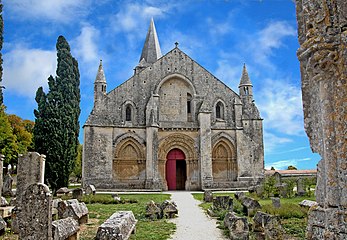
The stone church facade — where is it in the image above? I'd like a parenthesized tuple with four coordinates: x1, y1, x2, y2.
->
(82, 19, 264, 190)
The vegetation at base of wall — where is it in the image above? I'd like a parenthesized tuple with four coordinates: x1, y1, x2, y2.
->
(34, 35, 81, 194)
(261, 203, 307, 218)
(81, 194, 176, 240)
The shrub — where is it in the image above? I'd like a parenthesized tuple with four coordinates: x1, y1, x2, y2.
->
(262, 203, 307, 219)
(282, 179, 296, 198)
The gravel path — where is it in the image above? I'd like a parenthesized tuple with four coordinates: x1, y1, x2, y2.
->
(168, 191, 227, 240)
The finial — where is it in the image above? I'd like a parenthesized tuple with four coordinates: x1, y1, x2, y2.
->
(175, 42, 179, 48)
(99, 59, 103, 66)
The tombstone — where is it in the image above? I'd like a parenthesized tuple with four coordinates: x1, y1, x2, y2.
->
(85, 184, 96, 195)
(160, 200, 178, 218)
(203, 190, 213, 202)
(224, 212, 249, 240)
(0, 154, 4, 197)
(295, 0, 347, 238)
(95, 211, 137, 240)
(253, 211, 284, 240)
(240, 197, 261, 216)
(234, 192, 246, 200)
(17, 183, 52, 240)
(299, 199, 318, 209)
(296, 178, 306, 196)
(0, 216, 6, 236)
(16, 152, 46, 206)
(145, 201, 161, 220)
(278, 183, 288, 198)
(271, 197, 281, 208)
(213, 196, 233, 212)
(0, 197, 8, 207)
(57, 199, 89, 224)
(72, 188, 83, 201)
(273, 172, 282, 186)
(2, 173, 14, 197)
(56, 187, 70, 196)
(52, 217, 80, 240)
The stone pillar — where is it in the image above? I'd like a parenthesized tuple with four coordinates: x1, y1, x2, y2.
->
(198, 111, 213, 189)
(146, 126, 159, 189)
(295, 0, 347, 238)
(0, 155, 4, 197)
(18, 183, 52, 240)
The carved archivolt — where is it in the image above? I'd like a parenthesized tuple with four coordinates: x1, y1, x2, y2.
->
(158, 133, 197, 161)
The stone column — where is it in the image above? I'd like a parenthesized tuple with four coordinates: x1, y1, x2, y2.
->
(198, 111, 213, 189)
(295, 0, 347, 238)
(0, 154, 4, 196)
(145, 126, 159, 189)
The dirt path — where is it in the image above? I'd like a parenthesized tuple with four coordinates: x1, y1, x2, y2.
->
(168, 191, 227, 240)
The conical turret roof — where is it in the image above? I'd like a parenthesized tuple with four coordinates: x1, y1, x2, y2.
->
(139, 18, 162, 64)
(95, 60, 106, 83)
(239, 64, 252, 87)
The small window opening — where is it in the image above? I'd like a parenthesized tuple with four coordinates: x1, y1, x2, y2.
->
(244, 87, 249, 95)
(216, 104, 221, 118)
(126, 106, 132, 121)
(187, 100, 191, 113)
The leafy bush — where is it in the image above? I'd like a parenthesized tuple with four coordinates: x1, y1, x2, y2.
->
(263, 176, 279, 198)
(282, 179, 296, 198)
(262, 203, 308, 219)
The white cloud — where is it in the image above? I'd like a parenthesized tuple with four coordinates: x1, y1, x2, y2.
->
(247, 21, 296, 68)
(267, 146, 309, 155)
(214, 60, 241, 91)
(265, 157, 311, 170)
(5, 0, 90, 22)
(263, 131, 292, 154)
(257, 78, 304, 136)
(206, 17, 232, 37)
(3, 46, 56, 98)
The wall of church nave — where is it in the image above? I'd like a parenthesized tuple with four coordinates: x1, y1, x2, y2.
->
(82, 126, 114, 187)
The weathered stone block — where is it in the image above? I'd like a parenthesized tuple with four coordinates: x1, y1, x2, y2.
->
(212, 196, 233, 212)
(58, 199, 89, 224)
(95, 211, 137, 240)
(0, 206, 14, 219)
(253, 211, 284, 240)
(224, 212, 249, 240)
(145, 201, 161, 220)
(57, 187, 70, 196)
(72, 188, 83, 200)
(234, 192, 246, 200)
(85, 184, 96, 195)
(299, 199, 318, 209)
(0, 197, 8, 207)
(203, 190, 213, 202)
(2, 173, 14, 197)
(52, 217, 80, 240)
(0, 216, 6, 236)
(240, 197, 261, 216)
(271, 197, 280, 208)
(160, 200, 178, 219)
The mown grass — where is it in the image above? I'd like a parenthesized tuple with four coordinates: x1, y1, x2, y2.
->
(192, 192, 315, 239)
(81, 194, 176, 240)
(2, 193, 176, 240)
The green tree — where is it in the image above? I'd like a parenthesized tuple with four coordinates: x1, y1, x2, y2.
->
(71, 144, 82, 182)
(287, 165, 297, 170)
(8, 114, 34, 153)
(0, 0, 3, 105)
(0, 106, 17, 166)
(34, 36, 80, 193)
(270, 166, 275, 170)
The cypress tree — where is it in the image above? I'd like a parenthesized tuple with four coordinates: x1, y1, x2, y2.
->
(34, 36, 80, 193)
(0, 0, 4, 105)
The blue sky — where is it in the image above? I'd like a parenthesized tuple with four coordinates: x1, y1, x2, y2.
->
(2, 0, 320, 170)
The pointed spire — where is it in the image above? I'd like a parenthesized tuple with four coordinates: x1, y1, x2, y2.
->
(239, 63, 252, 87)
(139, 18, 162, 64)
(95, 60, 106, 83)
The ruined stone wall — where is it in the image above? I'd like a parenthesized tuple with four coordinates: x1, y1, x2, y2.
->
(296, 0, 347, 238)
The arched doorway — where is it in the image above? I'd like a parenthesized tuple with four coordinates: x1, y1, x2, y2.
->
(166, 149, 186, 190)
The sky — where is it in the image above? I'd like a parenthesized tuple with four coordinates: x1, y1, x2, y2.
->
(2, 0, 320, 170)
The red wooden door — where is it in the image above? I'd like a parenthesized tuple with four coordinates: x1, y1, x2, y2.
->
(166, 149, 185, 190)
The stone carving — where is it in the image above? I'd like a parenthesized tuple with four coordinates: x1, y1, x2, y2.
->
(52, 217, 80, 240)
(253, 211, 284, 240)
(296, 0, 347, 238)
(57, 199, 89, 224)
(56, 187, 70, 196)
(17, 183, 52, 240)
(95, 211, 137, 240)
(2, 173, 13, 197)
(224, 212, 249, 240)
(240, 197, 261, 217)
(208, 196, 233, 217)
(0, 197, 8, 207)
(85, 184, 96, 195)
(203, 190, 213, 202)
(160, 200, 178, 219)
(145, 200, 161, 220)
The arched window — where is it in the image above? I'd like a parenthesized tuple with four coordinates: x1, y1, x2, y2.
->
(216, 101, 224, 119)
(126, 106, 132, 121)
(187, 93, 192, 121)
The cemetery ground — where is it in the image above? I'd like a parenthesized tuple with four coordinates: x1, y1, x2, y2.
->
(193, 192, 316, 239)
(1, 190, 315, 240)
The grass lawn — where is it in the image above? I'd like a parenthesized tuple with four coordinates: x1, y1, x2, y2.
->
(192, 192, 316, 239)
(2, 193, 176, 240)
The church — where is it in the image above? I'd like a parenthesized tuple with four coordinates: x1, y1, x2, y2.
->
(82, 19, 264, 191)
